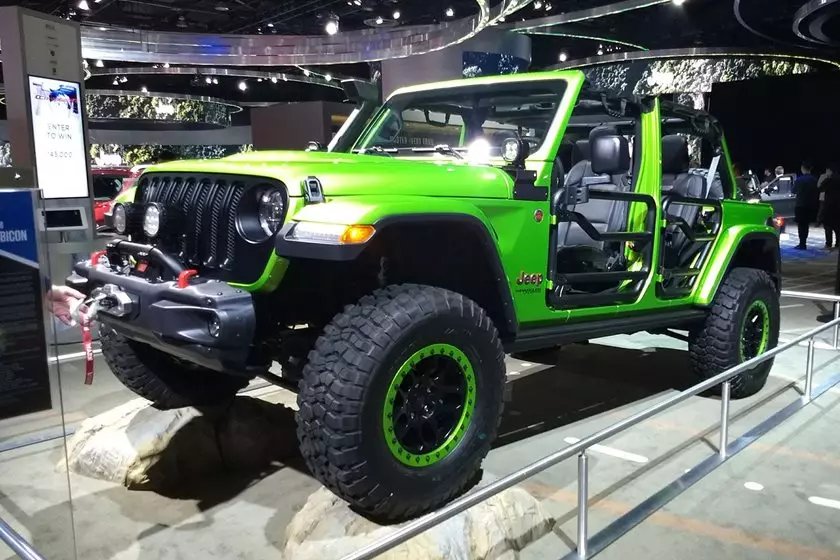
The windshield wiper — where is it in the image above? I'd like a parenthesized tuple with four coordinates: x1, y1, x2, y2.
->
(356, 146, 398, 157)
(410, 144, 465, 159)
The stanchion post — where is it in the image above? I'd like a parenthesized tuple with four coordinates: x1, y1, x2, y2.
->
(804, 338, 816, 401)
(833, 302, 839, 350)
(577, 452, 589, 559)
(719, 380, 730, 458)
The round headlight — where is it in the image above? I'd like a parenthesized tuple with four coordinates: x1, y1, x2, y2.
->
(112, 203, 127, 235)
(143, 204, 162, 238)
(258, 189, 285, 235)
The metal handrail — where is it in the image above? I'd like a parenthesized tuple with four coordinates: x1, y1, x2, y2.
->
(781, 290, 840, 348)
(342, 312, 840, 560)
(0, 518, 46, 560)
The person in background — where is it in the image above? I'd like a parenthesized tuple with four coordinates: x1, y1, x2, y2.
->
(775, 165, 785, 177)
(821, 164, 840, 249)
(763, 168, 773, 183)
(818, 166, 831, 231)
(732, 163, 750, 199)
(793, 161, 820, 250)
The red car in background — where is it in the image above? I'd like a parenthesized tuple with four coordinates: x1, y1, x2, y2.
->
(92, 166, 132, 226)
(92, 165, 148, 228)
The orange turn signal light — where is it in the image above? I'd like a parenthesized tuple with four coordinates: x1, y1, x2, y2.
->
(339, 225, 376, 244)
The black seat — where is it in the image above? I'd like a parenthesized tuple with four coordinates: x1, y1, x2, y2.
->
(558, 126, 629, 249)
(661, 134, 707, 267)
(556, 127, 633, 293)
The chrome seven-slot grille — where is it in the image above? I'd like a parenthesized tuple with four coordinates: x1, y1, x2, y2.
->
(137, 173, 260, 274)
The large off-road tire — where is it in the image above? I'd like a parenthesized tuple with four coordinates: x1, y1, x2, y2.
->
(296, 284, 506, 521)
(100, 326, 250, 409)
(688, 268, 779, 399)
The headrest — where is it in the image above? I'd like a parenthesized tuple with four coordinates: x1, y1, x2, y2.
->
(591, 132, 630, 176)
(572, 140, 590, 164)
(662, 134, 689, 175)
(589, 125, 619, 144)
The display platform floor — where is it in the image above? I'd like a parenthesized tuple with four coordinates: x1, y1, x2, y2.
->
(1, 234, 838, 560)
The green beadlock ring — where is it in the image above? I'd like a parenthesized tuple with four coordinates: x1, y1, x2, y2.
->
(382, 343, 476, 467)
(740, 299, 771, 361)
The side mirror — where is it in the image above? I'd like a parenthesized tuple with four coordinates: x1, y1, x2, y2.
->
(590, 134, 630, 175)
(341, 79, 381, 105)
(305, 141, 325, 152)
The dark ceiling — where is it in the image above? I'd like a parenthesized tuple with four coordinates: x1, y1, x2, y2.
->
(17, 0, 485, 34)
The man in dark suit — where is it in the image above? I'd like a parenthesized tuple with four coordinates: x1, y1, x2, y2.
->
(794, 161, 820, 249)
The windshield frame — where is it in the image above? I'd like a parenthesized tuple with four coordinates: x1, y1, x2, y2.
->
(351, 74, 574, 163)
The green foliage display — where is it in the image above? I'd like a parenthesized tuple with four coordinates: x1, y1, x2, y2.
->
(90, 144, 255, 166)
(85, 93, 234, 127)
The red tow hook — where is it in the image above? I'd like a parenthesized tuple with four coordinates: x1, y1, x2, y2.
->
(90, 250, 108, 266)
(177, 269, 199, 288)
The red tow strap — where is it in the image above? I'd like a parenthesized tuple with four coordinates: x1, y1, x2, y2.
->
(81, 312, 95, 385)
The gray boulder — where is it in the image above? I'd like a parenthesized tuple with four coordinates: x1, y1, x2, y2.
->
(63, 396, 298, 490)
(284, 481, 555, 560)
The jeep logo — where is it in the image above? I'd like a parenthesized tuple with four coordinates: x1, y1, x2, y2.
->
(516, 271, 543, 285)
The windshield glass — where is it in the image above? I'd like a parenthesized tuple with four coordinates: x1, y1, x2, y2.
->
(355, 80, 567, 158)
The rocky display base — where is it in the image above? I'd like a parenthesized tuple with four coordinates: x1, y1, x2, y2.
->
(64, 397, 554, 559)
(284, 482, 555, 560)
(62, 396, 298, 490)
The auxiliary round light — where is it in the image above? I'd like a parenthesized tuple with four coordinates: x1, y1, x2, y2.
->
(112, 203, 128, 235)
(502, 137, 530, 167)
(143, 203, 163, 238)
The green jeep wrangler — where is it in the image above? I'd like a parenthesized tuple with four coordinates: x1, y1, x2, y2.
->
(69, 70, 780, 520)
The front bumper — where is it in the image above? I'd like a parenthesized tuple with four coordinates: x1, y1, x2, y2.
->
(68, 241, 256, 374)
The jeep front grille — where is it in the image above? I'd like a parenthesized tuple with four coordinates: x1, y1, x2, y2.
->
(135, 173, 284, 284)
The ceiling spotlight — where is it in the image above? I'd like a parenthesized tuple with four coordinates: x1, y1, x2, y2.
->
(282, 75, 288, 81)
(212, 77, 218, 84)
(267, 22, 274, 28)
(545, 2, 552, 9)
(95, 59, 104, 67)
(303, 69, 311, 77)
(559, 52, 568, 62)
(77, 0, 90, 10)
(672, 0, 686, 4)
(499, 16, 505, 22)
(325, 15, 339, 35)
(120, 76, 127, 83)
(141, 86, 148, 93)
(163, 62, 170, 68)
(214, 3, 229, 11)
(393, 10, 400, 19)
(205, 76, 212, 84)
(534, 1, 542, 8)
(238, 80, 247, 91)
(325, 73, 332, 81)
(353, 0, 361, 5)
(112, 78, 119, 86)
(271, 76, 278, 83)
(445, 7, 454, 17)
(375, 16, 384, 24)
(257, 78, 263, 82)
(597, 48, 604, 55)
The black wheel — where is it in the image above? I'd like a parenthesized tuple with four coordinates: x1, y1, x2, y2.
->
(296, 284, 506, 521)
(100, 326, 250, 409)
(689, 268, 779, 398)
